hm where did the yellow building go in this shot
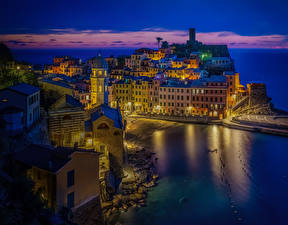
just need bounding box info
[111,81,133,112]
[13,144,101,215]
[85,105,124,179]
[111,78,150,113]
[90,55,109,107]
[224,71,240,108]
[166,67,186,79]
[132,79,149,113]
[147,50,165,60]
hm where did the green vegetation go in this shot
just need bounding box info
[0,43,38,89]
[161,41,169,49]
[0,67,38,89]
[200,51,212,61]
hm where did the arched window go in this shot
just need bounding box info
[97,123,109,129]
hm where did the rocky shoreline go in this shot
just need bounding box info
[102,145,159,224]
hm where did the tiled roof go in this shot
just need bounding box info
[90,104,123,129]
[13,144,100,173]
[8,83,40,95]
[65,95,83,107]
[41,79,72,89]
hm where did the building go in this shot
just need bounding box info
[224,71,240,108]
[111,76,150,113]
[39,78,73,101]
[189,28,196,43]
[48,95,86,147]
[0,83,40,129]
[12,144,102,216]
[0,106,24,135]
[155,76,227,118]
[85,105,124,179]
[247,83,269,107]
[90,55,109,107]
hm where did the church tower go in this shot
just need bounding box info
[90,53,109,106]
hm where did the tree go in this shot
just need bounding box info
[161,41,169,49]
[156,37,163,49]
[0,43,13,63]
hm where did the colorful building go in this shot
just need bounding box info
[13,144,101,214]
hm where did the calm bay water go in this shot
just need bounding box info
[121,120,288,225]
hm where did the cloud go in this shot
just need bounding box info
[7,40,36,45]
[1,28,287,49]
[69,41,84,43]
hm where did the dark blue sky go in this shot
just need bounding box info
[1,0,287,35]
[1,0,287,49]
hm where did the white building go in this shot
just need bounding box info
[0,83,40,129]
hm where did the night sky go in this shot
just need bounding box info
[1,0,287,49]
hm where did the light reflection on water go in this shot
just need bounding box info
[119,121,288,225]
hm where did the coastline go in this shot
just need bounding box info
[128,114,288,137]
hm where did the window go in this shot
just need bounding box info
[97,123,109,129]
[67,192,74,209]
[67,170,74,187]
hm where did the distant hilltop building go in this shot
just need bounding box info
[189,28,196,43]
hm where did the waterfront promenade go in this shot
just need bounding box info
[128,113,288,137]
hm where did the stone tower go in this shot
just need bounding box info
[189,28,196,43]
[90,53,109,106]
